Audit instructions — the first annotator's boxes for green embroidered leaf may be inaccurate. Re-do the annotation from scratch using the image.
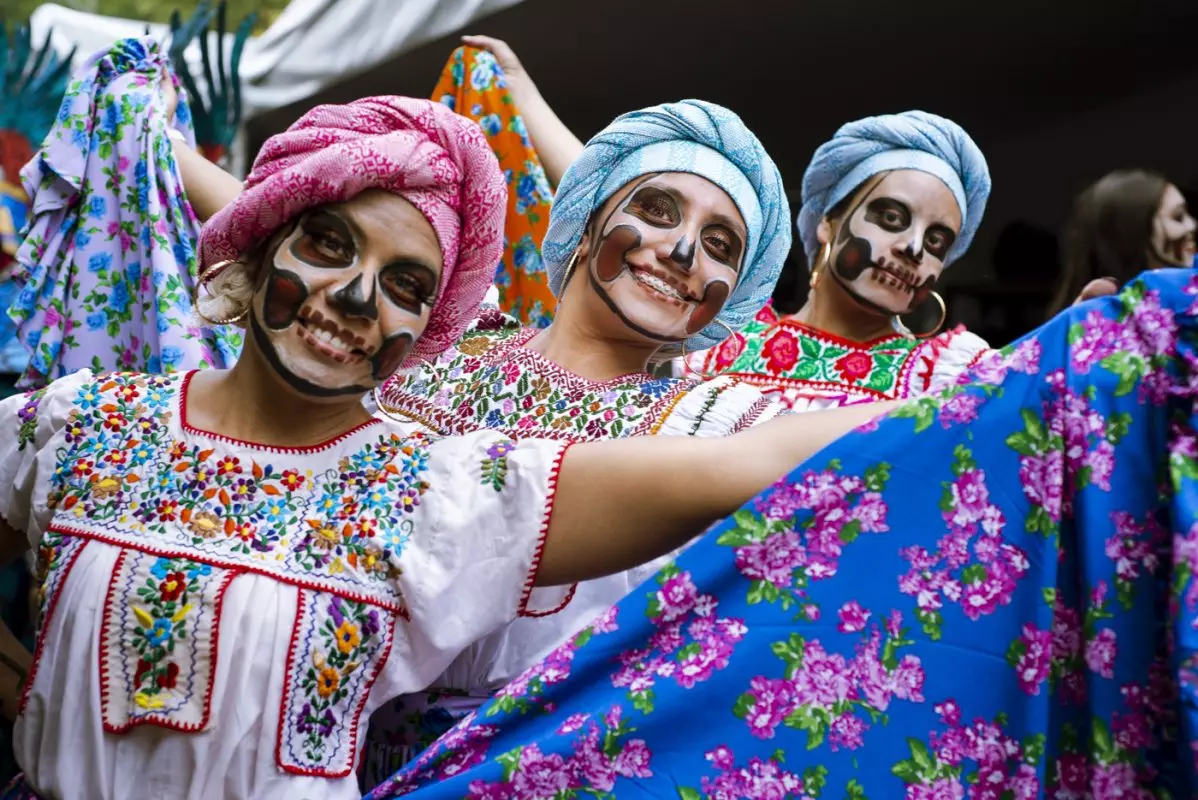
[1105,412,1132,444]
[863,462,891,492]
[838,519,861,544]
[677,788,703,800]
[1022,733,1046,766]
[732,691,755,719]
[800,336,823,359]
[844,778,867,799]
[890,758,921,784]
[1005,638,1027,668]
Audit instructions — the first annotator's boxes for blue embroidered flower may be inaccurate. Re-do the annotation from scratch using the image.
[161,346,184,369]
[74,229,92,250]
[86,311,106,331]
[639,379,672,398]
[88,196,107,219]
[479,114,502,137]
[87,252,112,274]
[109,280,130,314]
[149,558,173,581]
[485,409,503,428]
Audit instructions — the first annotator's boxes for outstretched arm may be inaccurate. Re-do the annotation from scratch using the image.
[462,35,584,188]
[538,400,900,586]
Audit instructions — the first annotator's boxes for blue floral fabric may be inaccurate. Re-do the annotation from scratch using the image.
[370,267,1198,799]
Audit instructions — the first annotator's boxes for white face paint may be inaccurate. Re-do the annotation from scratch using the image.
[580,172,746,344]
[824,170,963,317]
[1149,183,1197,267]
[249,191,443,398]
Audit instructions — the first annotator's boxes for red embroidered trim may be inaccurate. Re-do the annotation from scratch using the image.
[178,371,382,453]
[730,396,774,435]
[98,556,239,734]
[20,538,88,715]
[276,590,396,777]
[518,442,571,617]
[48,524,409,618]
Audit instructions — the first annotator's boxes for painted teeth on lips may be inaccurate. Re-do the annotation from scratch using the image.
[629,264,695,302]
[298,308,373,358]
[873,261,916,292]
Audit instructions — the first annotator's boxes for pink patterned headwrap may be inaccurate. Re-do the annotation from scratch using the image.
[198,96,506,365]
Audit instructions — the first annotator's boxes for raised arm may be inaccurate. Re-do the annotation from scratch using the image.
[462,35,584,188]
[160,73,242,222]
[537,400,900,586]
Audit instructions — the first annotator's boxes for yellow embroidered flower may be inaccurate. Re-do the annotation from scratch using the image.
[188,511,222,539]
[457,336,493,356]
[135,691,165,709]
[334,620,361,654]
[91,475,123,499]
[530,378,552,400]
[316,666,340,698]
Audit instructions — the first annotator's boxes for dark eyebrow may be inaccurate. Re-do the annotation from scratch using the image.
[306,208,357,242]
[645,183,748,242]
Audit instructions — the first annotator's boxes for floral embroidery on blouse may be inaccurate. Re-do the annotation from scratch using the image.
[50,372,426,609]
[279,591,395,776]
[480,440,514,492]
[694,303,983,408]
[16,386,47,451]
[376,310,697,442]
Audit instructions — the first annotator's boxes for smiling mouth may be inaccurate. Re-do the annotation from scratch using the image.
[296,308,373,364]
[870,261,918,294]
[628,264,698,307]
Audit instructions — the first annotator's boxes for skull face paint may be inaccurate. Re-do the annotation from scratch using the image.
[248,190,443,398]
[1149,183,1197,267]
[824,170,962,317]
[584,172,745,343]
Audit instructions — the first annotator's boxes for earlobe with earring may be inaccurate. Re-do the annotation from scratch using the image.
[903,291,948,339]
[680,318,739,380]
[191,259,250,326]
[809,241,831,291]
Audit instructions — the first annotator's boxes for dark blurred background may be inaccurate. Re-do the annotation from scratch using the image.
[244,0,1198,346]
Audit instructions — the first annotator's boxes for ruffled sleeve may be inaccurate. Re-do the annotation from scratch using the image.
[0,370,93,548]
[656,375,787,437]
[921,327,991,395]
[398,431,570,656]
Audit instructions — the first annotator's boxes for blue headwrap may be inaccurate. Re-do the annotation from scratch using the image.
[543,100,790,355]
[797,110,991,266]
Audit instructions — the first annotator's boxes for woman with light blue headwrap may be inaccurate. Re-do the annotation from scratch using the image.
[689,110,997,411]
[366,87,794,783]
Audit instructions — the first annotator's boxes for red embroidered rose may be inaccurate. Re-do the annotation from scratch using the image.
[754,302,779,324]
[713,334,747,372]
[159,571,188,602]
[762,329,800,373]
[835,351,874,384]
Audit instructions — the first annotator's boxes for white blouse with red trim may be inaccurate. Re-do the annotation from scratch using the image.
[683,302,991,412]
[1,369,566,800]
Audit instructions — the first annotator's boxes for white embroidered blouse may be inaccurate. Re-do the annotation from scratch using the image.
[1,370,567,800]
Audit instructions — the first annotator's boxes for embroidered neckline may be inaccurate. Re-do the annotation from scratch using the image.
[179,371,383,454]
[496,328,659,389]
[763,317,913,351]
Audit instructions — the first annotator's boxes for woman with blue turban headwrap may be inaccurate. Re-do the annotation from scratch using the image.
[366,40,793,785]
[689,110,997,411]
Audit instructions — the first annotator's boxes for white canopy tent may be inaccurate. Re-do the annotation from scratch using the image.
[28,0,525,119]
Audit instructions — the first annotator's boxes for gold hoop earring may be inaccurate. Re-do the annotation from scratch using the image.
[809,241,831,291]
[191,259,250,326]
[560,249,581,291]
[905,291,947,339]
[680,318,739,380]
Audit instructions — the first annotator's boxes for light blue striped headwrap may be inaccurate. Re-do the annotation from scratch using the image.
[544,100,790,355]
[797,110,991,267]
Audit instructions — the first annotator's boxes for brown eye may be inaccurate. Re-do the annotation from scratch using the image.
[642,195,674,220]
[881,209,905,228]
[704,232,731,257]
[296,226,353,266]
[381,267,435,311]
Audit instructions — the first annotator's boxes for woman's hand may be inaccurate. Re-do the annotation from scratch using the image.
[461,35,527,85]
[1072,278,1120,305]
[160,70,179,124]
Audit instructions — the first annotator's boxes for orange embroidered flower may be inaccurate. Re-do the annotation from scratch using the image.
[168,441,187,461]
[316,667,340,698]
[334,620,361,655]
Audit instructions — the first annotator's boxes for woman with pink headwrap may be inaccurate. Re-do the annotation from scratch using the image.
[0,89,896,798]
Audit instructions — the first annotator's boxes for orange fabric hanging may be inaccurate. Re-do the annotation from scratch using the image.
[431,47,556,327]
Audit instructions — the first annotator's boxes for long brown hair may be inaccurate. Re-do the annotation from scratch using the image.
[1048,169,1169,315]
